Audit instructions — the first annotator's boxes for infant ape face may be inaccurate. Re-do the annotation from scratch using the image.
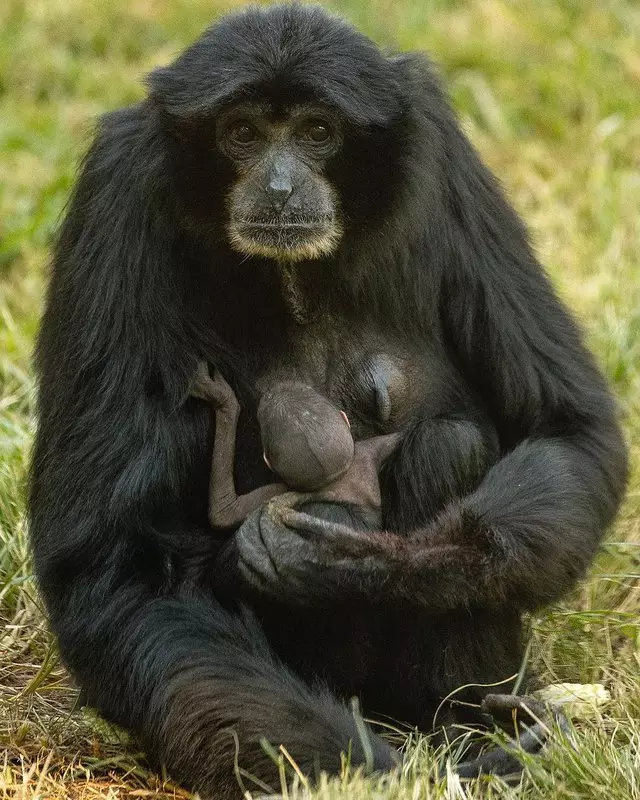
[219,102,344,262]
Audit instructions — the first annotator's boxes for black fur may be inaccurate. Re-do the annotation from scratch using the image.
[30,5,627,798]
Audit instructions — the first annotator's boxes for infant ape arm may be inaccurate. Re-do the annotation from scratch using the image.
[316,432,402,509]
[265,431,402,526]
[191,363,285,529]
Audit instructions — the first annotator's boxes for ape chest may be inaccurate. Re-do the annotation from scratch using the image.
[253,319,457,438]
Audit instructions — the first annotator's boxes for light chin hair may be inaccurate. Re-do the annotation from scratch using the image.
[227,223,343,263]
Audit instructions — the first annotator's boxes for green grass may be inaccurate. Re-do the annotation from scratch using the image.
[1,0,639,797]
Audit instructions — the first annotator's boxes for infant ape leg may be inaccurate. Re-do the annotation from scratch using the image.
[190,363,285,529]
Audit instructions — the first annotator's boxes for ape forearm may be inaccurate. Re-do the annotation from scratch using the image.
[396,421,627,611]
[230,418,626,613]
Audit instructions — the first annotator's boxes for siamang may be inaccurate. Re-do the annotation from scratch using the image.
[30,5,627,798]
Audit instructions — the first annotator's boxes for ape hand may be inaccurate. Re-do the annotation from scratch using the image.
[213,500,496,610]
[216,504,403,603]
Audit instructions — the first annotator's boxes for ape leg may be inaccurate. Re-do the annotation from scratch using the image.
[55,583,397,800]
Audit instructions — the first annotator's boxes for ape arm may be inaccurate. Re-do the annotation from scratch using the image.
[215,412,501,604]
[223,307,625,611]
[221,148,627,612]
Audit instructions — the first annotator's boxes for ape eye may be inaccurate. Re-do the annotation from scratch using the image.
[303,121,332,144]
[228,122,259,146]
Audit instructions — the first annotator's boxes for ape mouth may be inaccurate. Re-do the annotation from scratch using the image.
[228,215,343,262]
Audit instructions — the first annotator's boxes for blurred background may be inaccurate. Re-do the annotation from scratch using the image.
[1,1,639,797]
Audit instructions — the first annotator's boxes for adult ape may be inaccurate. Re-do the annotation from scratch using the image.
[30,5,627,798]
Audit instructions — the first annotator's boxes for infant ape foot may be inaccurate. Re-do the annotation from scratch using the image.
[450,693,570,780]
[190,361,238,411]
[190,361,214,401]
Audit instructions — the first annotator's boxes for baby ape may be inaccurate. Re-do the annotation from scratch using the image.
[190,362,403,531]
[30,5,627,799]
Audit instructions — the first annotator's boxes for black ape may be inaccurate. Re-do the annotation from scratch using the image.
[30,5,627,799]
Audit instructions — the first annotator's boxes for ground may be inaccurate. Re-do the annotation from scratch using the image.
[1,0,639,798]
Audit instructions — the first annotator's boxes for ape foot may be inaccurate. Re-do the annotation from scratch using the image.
[448,693,570,780]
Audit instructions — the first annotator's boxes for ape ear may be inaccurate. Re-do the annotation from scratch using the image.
[388,53,446,98]
[387,53,421,70]
[386,51,448,110]
[146,64,242,121]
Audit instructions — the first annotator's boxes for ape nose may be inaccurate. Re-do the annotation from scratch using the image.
[266,180,293,213]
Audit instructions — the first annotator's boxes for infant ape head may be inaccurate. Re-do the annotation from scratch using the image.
[148,4,410,262]
[257,382,354,492]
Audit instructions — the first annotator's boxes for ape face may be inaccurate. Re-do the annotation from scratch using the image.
[148,5,411,262]
[219,102,344,262]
